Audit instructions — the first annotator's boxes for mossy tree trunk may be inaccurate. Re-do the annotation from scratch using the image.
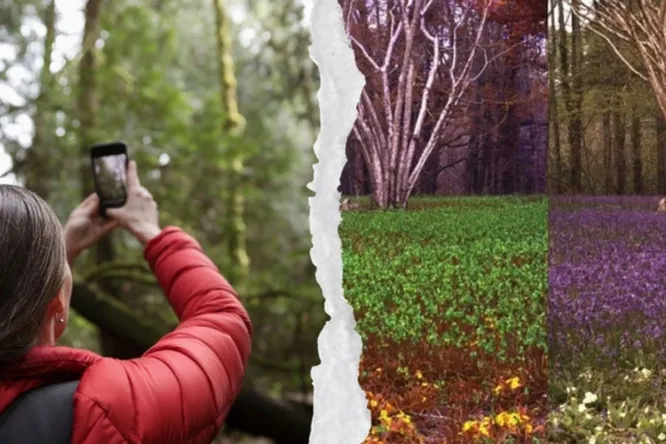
[213,0,249,286]
[77,0,132,358]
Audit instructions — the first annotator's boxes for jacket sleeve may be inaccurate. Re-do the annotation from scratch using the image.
[71,227,253,444]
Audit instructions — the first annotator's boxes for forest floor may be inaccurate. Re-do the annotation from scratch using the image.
[341,196,548,443]
[341,195,666,443]
[548,196,666,443]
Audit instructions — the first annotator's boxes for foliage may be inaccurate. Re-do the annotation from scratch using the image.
[341,197,548,442]
[0,0,323,433]
[548,369,666,443]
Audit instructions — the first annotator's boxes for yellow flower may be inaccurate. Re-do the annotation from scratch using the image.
[369,399,378,408]
[398,412,412,424]
[507,413,520,426]
[506,377,521,390]
[415,370,423,379]
[495,412,508,426]
[421,396,427,402]
[494,384,503,395]
[525,424,533,434]
[462,421,476,432]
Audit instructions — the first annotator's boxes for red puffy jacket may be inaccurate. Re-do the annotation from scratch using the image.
[0,227,252,444]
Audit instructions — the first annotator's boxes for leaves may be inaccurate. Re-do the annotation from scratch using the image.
[344,196,548,442]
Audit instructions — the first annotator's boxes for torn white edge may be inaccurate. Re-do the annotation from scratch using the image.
[306,0,371,442]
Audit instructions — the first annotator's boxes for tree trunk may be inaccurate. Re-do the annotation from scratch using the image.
[466,72,487,195]
[602,108,613,193]
[25,0,57,199]
[353,142,368,196]
[657,114,666,195]
[567,0,583,193]
[213,0,249,285]
[77,0,129,358]
[548,0,561,195]
[612,104,626,194]
[630,106,642,194]
[499,66,520,194]
[78,0,103,194]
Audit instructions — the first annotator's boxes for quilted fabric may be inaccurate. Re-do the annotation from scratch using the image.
[0,226,252,444]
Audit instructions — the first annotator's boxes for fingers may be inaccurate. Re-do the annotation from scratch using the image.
[106,207,120,219]
[126,160,140,190]
[98,218,119,235]
[72,193,100,218]
[139,186,152,199]
[78,193,98,210]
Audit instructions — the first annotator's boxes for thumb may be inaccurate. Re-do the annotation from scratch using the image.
[105,207,123,220]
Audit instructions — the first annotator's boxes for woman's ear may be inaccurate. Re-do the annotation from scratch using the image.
[49,290,68,341]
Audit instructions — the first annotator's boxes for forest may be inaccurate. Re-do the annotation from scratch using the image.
[549,0,666,195]
[0,1,321,442]
[339,0,547,208]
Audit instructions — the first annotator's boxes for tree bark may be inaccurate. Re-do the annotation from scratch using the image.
[630,105,642,194]
[657,114,666,194]
[346,0,494,208]
[213,0,249,285]
[25,0,57,199]
[499,66,520,194]
[602,107,613,193]
[548,0,561,194]
[77,0,128,358]
[78,0,103,193]
[566,0,583,193]
[612,103,626,194]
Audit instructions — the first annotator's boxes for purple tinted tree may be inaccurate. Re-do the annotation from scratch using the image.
[341,0,497,208]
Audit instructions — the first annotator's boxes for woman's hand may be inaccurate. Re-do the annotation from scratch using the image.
[64,193,118,266]
[107,161,161,246]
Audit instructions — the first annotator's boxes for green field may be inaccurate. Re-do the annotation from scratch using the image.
[342,196,548,359]
[341,196,548,442]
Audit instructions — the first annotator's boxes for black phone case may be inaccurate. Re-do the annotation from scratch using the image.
[90,142,129,219]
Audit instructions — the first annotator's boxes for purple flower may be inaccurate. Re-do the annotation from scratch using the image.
[549,196,666,373]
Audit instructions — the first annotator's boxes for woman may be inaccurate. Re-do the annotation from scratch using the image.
[0,161,252,443]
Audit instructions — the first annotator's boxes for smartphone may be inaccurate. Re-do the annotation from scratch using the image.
[90,141,129,218]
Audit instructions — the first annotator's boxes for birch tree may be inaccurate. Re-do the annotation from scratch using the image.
[569,0,666,121]
[342,0,496,208]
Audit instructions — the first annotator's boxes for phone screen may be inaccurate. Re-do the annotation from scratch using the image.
[93,153,128,205]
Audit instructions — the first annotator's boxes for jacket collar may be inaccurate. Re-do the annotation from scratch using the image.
[0,346,101,411]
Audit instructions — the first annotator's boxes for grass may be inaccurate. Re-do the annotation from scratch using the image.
[341,196,548,443]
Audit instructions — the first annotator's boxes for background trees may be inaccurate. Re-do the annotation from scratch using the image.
[550,0,665,195]
[339,0,548,207]
[0,0,319,442]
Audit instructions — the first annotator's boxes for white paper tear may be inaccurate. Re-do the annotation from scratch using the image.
[306,0,371,442]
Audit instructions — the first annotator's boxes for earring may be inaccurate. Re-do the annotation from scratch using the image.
[57,316,65,324]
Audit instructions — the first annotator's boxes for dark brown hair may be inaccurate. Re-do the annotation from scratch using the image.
[0,185,66,367]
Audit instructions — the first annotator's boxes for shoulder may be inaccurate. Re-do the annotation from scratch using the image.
[74,355,221,444]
